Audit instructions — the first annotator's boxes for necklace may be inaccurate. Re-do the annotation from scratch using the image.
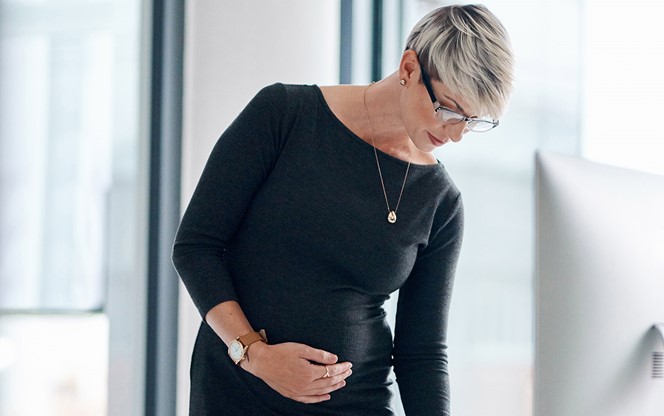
[363,82,411,224]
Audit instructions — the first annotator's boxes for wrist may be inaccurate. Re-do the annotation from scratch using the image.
[228,329,267,366]
[241,340,269,374]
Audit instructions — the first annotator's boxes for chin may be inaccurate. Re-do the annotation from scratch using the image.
[412,136,438,153]
[418,143,437,153]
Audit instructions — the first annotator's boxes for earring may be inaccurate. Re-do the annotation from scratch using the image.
[399,79,406,86]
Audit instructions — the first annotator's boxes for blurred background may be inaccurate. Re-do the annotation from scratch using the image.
[0,0,662,415]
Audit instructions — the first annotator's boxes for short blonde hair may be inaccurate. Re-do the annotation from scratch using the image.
[405,4,514,119]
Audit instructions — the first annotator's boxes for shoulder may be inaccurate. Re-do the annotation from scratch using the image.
[425,166,463,234]
[439,168,463,214]
[242,83,321,133]
[425,164,462,203]
[251,82,287,108]
[256,83,321,104]
[251,83,326,119]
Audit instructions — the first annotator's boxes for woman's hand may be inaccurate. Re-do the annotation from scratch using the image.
[242,341,353,404]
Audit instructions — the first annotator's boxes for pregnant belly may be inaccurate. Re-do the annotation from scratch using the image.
[243,290,394,373]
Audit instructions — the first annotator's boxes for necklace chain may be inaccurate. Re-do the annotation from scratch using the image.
[363,82,411,224]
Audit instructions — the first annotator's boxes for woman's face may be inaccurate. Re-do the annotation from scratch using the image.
[399,55,474,153]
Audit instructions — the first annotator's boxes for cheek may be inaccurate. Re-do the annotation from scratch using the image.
[402,113,426,146]
[400,94,431,134]
[441,121,465,139]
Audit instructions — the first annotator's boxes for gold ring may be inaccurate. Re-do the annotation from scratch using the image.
[323,366,331,378]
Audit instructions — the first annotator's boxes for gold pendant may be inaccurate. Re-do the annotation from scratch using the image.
[387,211,397,224]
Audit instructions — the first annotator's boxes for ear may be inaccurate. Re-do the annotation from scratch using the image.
[399,49,421,84]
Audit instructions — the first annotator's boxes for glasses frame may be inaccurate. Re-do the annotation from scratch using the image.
[418,60,499,133]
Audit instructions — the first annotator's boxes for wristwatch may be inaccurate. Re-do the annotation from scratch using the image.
[227,329,267,365]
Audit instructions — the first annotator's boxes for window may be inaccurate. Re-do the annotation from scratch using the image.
[0,0,145,414]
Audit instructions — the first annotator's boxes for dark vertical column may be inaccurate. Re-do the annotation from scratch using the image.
[340,0,353,84]
[145,0,183,415]
[371,0,383,81]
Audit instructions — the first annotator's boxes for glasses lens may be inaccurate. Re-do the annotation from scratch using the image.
[436,107,465,124]
[467,120,496,133]
[435,105,499,133]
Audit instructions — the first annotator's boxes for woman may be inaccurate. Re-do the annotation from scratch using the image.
[173,4,513,415]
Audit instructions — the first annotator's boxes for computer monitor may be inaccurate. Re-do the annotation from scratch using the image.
[535,151,664,416]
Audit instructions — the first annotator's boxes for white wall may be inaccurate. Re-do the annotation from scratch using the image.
[582,0,664,175]
[177,2,340,414]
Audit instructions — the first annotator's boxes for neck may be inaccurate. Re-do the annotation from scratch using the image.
[363,72,406,146]
[364,72,433,163]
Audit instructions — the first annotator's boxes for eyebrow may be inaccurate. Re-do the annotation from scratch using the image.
[443,94,467,114]
[418,59,473,117]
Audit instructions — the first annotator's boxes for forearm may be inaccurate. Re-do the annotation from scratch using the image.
[205,300,255,347]
[395,357,450,415]
[205,300,268,374]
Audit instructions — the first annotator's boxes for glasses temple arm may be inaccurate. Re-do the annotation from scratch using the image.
[419,63,439,104]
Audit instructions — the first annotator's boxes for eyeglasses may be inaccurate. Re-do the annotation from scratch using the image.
[419,60,499,133]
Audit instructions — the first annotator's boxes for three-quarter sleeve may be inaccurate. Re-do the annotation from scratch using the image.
[172,83,290,319]
[392,193,464,416]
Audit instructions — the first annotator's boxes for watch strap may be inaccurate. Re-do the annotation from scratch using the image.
[237,329,267,348]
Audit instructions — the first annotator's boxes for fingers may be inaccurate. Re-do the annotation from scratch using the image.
[315,362,352,381]
[290,392,332,404]
[277,361,353,401]
[253,342,354,404]
[308,366,352,393]
[296,379,348,403]
[299,345,339,365]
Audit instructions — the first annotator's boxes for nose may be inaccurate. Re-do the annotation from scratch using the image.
[445,122,467,143]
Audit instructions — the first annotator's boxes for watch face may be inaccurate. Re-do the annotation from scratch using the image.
[228,340,244,362]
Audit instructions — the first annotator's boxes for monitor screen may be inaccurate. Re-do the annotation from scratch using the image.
[535,152,664,416]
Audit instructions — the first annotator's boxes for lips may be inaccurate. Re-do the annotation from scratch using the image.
[427,132,447,147]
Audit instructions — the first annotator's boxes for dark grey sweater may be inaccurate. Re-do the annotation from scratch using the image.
[172,83,463,416]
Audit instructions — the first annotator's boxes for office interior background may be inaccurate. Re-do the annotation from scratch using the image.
[0,0,662,415]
